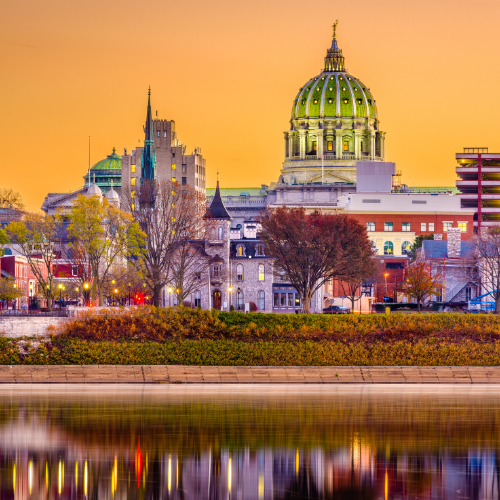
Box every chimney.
[447,227,462,259]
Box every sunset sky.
[2,0,500,211]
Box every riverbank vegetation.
[1,306,500,366]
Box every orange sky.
[2,0,500,211]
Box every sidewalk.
[1,366,500,383]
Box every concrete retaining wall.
[0,317,69,338]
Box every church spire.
[204,180,232,220]
[324,21,345,72]
[141,87,156,180]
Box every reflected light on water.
[0,385,499,499]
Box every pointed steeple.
[324,20,345,72]
[205,181,232,220]
[141,87,156,180]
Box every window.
[72,266,78,277]
[384,241,394,255]
[182,164,187,173]
[384,222,393,232]
[287,293,294,307]
[182,177,187,185]
[194,291,201,308]
[343,141,349,151]
[366,222,375,232]
[327,141,333,151]
[421,222,427,231]
[131,177,136,186]
[157,131,160,137]
[213,265,221,278]
[274,293,280,307]
[458,222,467,232]
[172,177,176,182]
[131,190,135,199]
[443,222,452,232]
[402,222,411,232]
[429,222,435,231]
[402,241,411,254]
[465,287,472,301]
[237,290,244,311]
[255,245,264,256]
[295,294,301,306]
[237,245,244,257]
[258,264,265,281]
[131,165,136,173]
[258,291,265,311]
[237,264,244,281]
[280,293,286,307]
[172,164,176,170]
[164,131,167,138]
[131,203,135,211]
[218,227,223,239]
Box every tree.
[6,213,59,311]
[124,180,208,307]
[61,195,144,307]
[258,207,375,314]
[474,227,500,313]
[401,262,443,312]
[0,277,24,307]
[0,188,24,211]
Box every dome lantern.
[324,20,345,72]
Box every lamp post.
[228,286,232,311]
[83,282,89,306]
[12,283,17,310]
[58,283,63,309]
[384,273,389,298]
[237,287,241,311]
[128,283,131,306]
[114,288,119,306]
[168,287,173,308]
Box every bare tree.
[474,228,500,313]
[123,180,208,307]
[0,188,25,211]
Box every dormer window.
[237,245,245,257]
[256,244,265,256]
[217,227,223,239]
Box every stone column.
[370,131,376,160]
[335,131,343,159]
[317,129,324,159]
[284,132,288,159]
[288,132,294,159]
[354,131,362,160]
[299,131,307,159]
[379,132,386,160]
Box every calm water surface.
[1,384,500,499]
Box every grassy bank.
[0,306,500,366]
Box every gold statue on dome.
[333,20,338,38]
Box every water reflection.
[0,385,500,499]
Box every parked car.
[323,305,350,314]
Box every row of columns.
[285,130,383,160]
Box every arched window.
[237,245,244,256]
[258,290,265,311]
[237,264,243,281]
[217,227,223,239]
[3,248,12,256]
[384,241,394,255]
[255,244,264,256]
[237,289,244,311]
[236,224,242,229]
[258,264,265,281]
[194,291,201,308]
[402,241,411,255]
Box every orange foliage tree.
[401,262,443,312]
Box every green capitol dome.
[84,147,122,194]
[280,22,386,186]
[91,148,122,170]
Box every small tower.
[86,174,103,199]
[204,180,232,310]
[105,180,120,207]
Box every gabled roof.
[422,240,475,259]
[204,181,232,220]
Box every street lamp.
[167,287,173,308]
[114,288,119,306]
[228,286,232,311]
[12,283,17,310]
[384,273,389,297]
[58,283,63,308]
[83,282,89,306]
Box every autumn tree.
[401,262,443,312]
[6,213,60,311]
[474,227,500,313]
[124,179,208,307]
[0,188,25,211]
[0,277,24,307]
[257,207,375,314]
[61,195,144,307]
